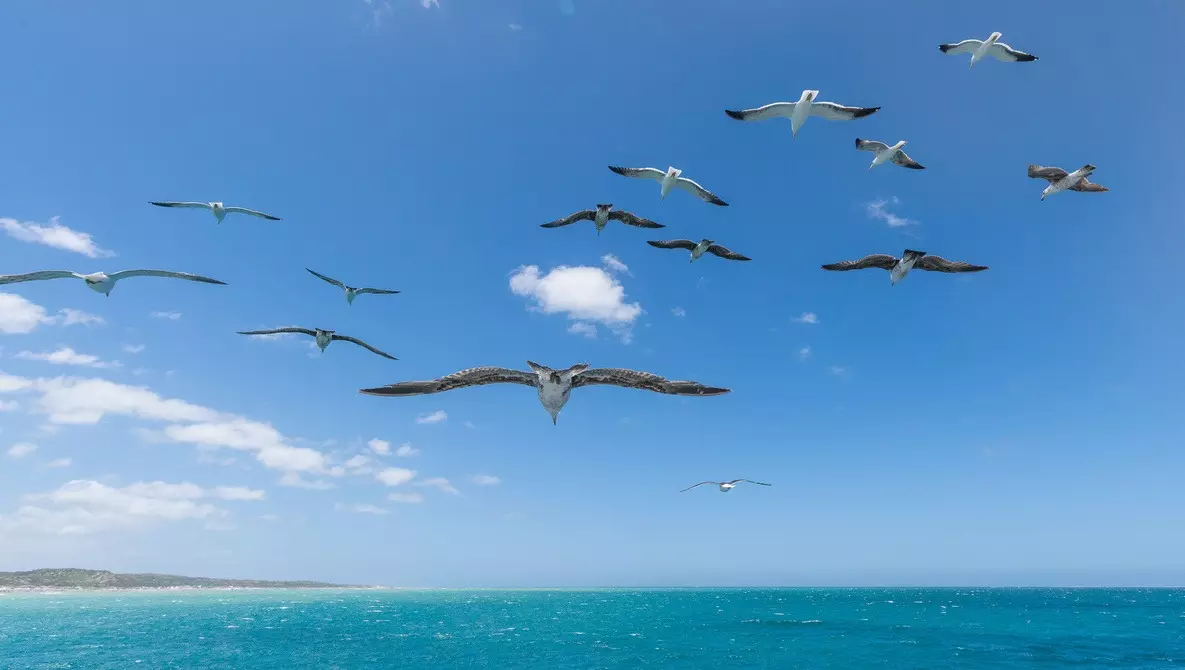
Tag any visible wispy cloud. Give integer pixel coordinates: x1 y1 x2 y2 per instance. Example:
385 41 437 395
56 309 104 327
829 365 848 377
567 322 597 339
361 0 394 27
794 312 818 325
797 346 812 361
341 503 388 515
510 262 642 344
415 477 460 495
122 344 146 355
601 254 630 275
415 410 447 425
671 307 686 318
388 492 424 504
150 311 182 321
421 0 439 7
395 442 419 457
508 23 522 30
6 443 37 458
45 457 72 469
278 472 336 490
0 216 113 258
471 474 501 486
15 347 121 369
368 438 390 455
865 197 916 228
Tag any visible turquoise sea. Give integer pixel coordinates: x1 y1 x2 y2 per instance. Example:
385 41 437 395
1 588 1182 668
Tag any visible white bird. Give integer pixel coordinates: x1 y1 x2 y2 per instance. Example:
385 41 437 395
150 201 281 223
607 166 728 206
855 139 925 170
540 204 665 234
724 89 880 138
646 239 751 263
680 479 771 493
306 269 400 305
360 361 730 425
1027 164 1109 201
237 327 397 360
821 250 989 285
0 269 227 296
938 32 1037 68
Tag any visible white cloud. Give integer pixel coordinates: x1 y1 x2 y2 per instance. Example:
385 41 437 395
210 486 265 501
866 197 916 228
508 23 522 30
794 312 818 325
278 472 336 490
421 0 439 7
567 322 597 339
601 254 629 275
55 309 104 327
361 0 394 26
15 347 120 369
45 457 72 468
471 474 501 486
829 365 848 377
509 263 642 342
395 442 419 457
6 443 37 458
151 311 182 321
415 477 459 495
346 503 389 515
368 438 390 455
416 410 447 425
0 294 52 334
797 346 812 361
122 344 145 354
0 216 113 258
376 467 416 487
462 420 475 429
671 307 686 318
343 454 371 469
388 492 424 504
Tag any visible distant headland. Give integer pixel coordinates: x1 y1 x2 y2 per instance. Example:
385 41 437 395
0 568 353 591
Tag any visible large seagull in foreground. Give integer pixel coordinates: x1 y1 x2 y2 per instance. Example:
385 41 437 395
821 250 988 285
939 32 1037 68
0 269 226 296
607 166 728 206
681 479 771 493
725 89 880 138
360 362 730 425
150 201 281 223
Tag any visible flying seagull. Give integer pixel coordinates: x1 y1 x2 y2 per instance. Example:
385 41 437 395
680 479 771 493
725 89 880 138
0 269 226 296
237 327 396 360
646 239 751 263
607 166 728 206
540 204 665 234
1027 164 1109 200
821 250 988 285
939 32 1037 68
359 361 729 425
150 201 281 223
855 139 925 170
306 268 400 305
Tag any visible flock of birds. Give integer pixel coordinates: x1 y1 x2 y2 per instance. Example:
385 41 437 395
0 31 1109 495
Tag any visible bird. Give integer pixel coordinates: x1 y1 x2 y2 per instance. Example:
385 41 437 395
0 269 226 296
646 239 751 263
607 166 728 206
855 139 925 170
540 204 665 234
938 32 1037 68
150 201 281 223
724 89 880 138
359 361 729 425
306 268 400 305
1027 164 1109 200
821 250 988 285
681 479 771 493
237 327 396 360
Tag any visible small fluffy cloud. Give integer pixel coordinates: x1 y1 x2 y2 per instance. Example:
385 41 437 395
510 263 642 343
415 477 460 495
6 443 37 458
15 347 120 369
388 492 424 504
471 474 501 486
794 312 818 325
395 442 419 457
343 503 388 515
368 438 391 455
0 296 101 335
671 307 686 318
866 197 916 228
375 467 417 487
45 457 72 468
0 216 113 258
567 322 597 339
151 311 182 321
122 344 145 355
797 346 812 361
56 309 104 327
601 254 629 275
415 410 447 425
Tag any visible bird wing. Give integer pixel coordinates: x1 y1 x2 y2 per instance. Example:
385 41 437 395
107 270 227 284
306 268 346 289
679 482 716 493
646 239 699 251
0 270 79 284
988 42 1037 62
607 210 664 229
938 39 983 55
914 255 989 273
608 166 667 181
571 368 730 396
331 334 398 360
674 177 728 206
821 254 899 271
359 366 536 396
855 138 890 153
723 102 796 122
731 479 771 487
224 206 282 220
150 201 212 210
237 327 317 337
891 150 925 170
808 102 880 121
540 210 596 228
353 287 401 295
706 244 752 262
1070 179 1109 193
1027 165 1068 182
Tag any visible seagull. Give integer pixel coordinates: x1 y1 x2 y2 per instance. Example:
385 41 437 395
680 479 771 493
150 201 281 223
724 89 880 137
540 204 665 234
237 327 396 360
1027 164 1109 200
607 166 728 206
938 32 1037 68
359 361 729 425
646 239 751 263
821 250 988 285
306 269 400 305
855 139 925 170
0 269 226 296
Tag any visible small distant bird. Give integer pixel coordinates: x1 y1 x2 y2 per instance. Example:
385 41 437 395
681 479 771 493
0 269 226 296
821 250 988 285
607 166 728 206
540 204 665 234
855 139 925 170
725 89 880 138
150 201 281 223
647 239 751 263
360 361 729 425
306 269 400 305
237 327 396 360
939 32 1037 68
1027 164 1109 200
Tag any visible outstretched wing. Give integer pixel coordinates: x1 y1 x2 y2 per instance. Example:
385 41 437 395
892 150 925 170
729 479 771 487
306 268 346 289
914 256 989 273
224 206 281 220
0 270 79 285
1070 179 1109 193
572 368 730 396
809 102 880 121
360 367 536 396
675 177 728 206
237 327 317 337
988 42 1037 62
354 287 401 296
855 138 890 153
724 102 796 122
821 254 898 271
706 244 751 261
331 334 398 360
540 210 596 228
108 269 227 285
607 210 664 229
647 239 699 251
608 166 666 181
938 39 983 55
680 482 717 493
150 201 211 210
1027 165 1068 183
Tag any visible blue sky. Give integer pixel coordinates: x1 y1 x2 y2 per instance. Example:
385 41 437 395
1 0 1183 587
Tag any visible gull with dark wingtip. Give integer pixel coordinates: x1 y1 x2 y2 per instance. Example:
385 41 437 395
681 479 771 493
607 166 728 206
540 204 664 234
150 201 281 223
306 268 400 305
0 269 226 296
1027 164 1109 200
939 32 1037 68
238 327 397 360
647 239 751 263
725 89 879 138
855 139 925 170
821 250 988 285
360 361 729 425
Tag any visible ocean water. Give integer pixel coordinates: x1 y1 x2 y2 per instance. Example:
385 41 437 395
1 588 1183 669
